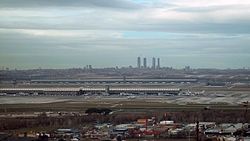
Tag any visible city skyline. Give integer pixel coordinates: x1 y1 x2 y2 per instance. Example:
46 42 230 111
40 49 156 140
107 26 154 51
137 57 160 69
1 0 250 69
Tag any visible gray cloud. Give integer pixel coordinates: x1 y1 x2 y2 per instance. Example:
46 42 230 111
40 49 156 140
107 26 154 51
0 0 140 9
0 0 250 69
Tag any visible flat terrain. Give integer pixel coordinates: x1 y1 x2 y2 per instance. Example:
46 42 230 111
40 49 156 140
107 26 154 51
0 95 247 114
0 83 249 114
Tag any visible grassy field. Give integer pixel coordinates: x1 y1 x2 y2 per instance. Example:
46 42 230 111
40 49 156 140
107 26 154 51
0 98 246 113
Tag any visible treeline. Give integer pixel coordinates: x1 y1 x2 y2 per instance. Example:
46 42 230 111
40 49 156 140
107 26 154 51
161 109 249 123
0 113 146 131
85 108 112 115
0 110 249 131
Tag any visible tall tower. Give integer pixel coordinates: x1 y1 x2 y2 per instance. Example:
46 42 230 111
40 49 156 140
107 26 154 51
137 57 141 68
152 57 156 69
143 57 147 68
157 58 160 69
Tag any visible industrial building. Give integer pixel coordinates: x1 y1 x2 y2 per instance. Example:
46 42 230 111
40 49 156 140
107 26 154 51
0 87 181 95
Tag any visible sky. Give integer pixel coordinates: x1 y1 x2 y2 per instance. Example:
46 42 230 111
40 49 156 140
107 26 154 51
0 0 250 69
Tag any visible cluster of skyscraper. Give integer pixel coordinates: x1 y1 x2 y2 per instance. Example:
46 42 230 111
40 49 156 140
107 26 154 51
137 57 160 69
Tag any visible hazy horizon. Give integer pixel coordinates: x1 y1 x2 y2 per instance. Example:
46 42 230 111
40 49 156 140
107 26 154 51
1 0 250 69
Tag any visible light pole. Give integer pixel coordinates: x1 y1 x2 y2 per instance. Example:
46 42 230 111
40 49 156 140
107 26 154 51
243 101 249 124
196 106 210 141
196 120 199 141
239 101 249 139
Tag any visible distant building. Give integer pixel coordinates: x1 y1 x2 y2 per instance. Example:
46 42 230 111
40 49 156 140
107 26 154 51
88 65 92 69
184 66 190 71
143 58 147 68
137 57 141 68
157 58 160 69
85 65 92 70
152 57 156 69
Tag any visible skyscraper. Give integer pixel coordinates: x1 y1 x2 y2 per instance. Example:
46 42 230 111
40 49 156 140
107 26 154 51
152 57 156 69
157 58 160 69
143 57 147 68
137 57 141 68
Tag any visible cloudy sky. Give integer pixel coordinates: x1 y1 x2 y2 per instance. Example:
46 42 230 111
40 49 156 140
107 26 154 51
1 0 250 69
